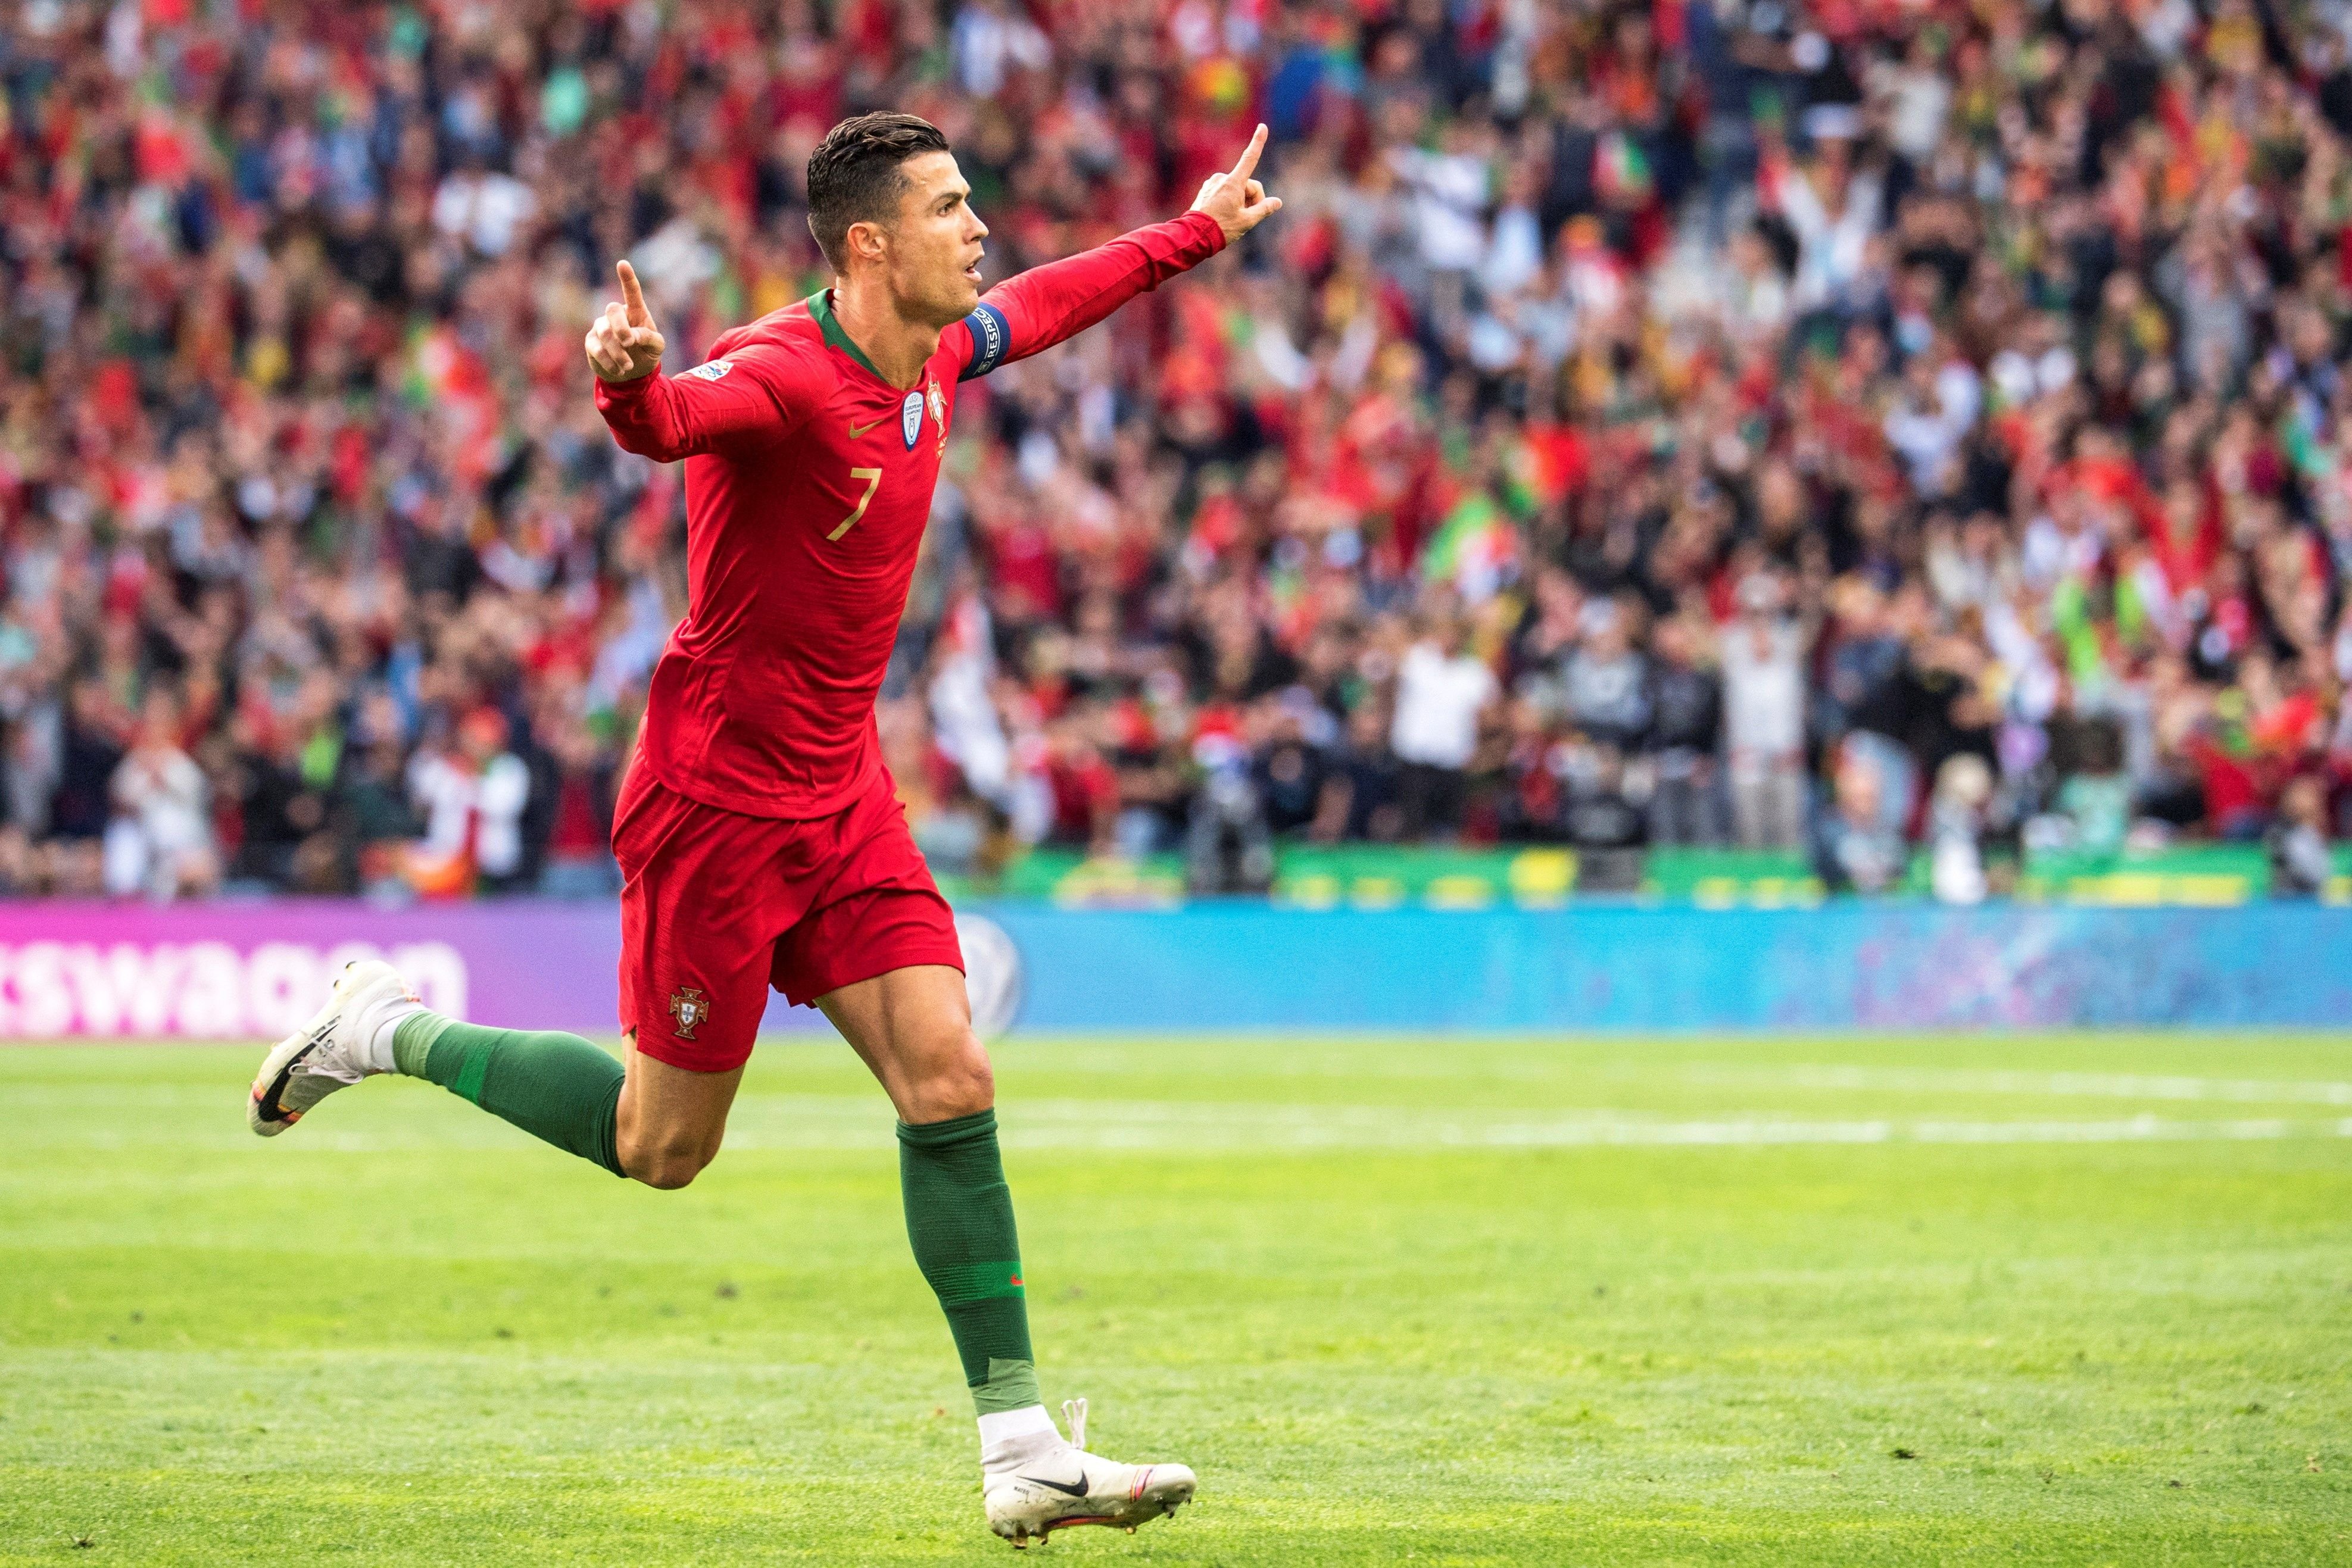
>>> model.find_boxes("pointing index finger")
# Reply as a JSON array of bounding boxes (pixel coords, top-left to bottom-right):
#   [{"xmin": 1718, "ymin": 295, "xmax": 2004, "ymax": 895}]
[
  {"xmin": 617, "ymin": 260, "xmax": 648, "ymax": 324},
  {"xmin": 1229, "ymin": 123, "xmax": 1267, "ymax": 182}
]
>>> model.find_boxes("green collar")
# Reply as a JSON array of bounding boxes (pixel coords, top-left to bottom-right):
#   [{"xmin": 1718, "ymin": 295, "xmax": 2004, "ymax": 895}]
[{"xmin": 806, "ymin": 289, "xmax": 888, "ymax": 383}]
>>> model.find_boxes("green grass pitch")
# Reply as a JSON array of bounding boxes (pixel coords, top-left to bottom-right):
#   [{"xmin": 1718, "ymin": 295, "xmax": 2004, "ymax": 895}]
[{"xmin": 4, "ymin": 1033, "xmax": 2351, "ymax": 1564}]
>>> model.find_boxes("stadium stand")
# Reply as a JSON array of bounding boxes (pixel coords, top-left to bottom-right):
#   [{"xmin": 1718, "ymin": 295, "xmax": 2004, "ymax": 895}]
[{"xmin": 1, "ymin": 0, "xmax": 2348, "ymax": 903}]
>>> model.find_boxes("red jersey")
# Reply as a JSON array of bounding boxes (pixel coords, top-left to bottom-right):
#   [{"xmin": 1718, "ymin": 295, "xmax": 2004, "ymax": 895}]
[{"xmin": 596, "ymin": 211, "xmax": 1225, "ymax": 818}]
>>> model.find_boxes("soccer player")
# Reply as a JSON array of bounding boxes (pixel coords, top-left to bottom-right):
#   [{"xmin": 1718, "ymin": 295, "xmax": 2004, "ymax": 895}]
[{"xmin": 245, "ymin": 111, "xmax": 1279, "ymax": 1548}]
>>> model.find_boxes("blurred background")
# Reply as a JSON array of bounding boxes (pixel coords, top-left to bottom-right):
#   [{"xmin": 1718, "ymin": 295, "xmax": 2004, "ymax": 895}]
[
  {"xmin": 8, "ymin": 14, "xmax": 2349, "ymax": 1551},
  {"xmin": 4, "ymin": 0, "xmax": 2352, "ymax": 921}
]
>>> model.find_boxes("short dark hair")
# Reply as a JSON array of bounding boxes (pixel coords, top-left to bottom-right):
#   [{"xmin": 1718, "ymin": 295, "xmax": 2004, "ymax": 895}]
[{"xmin": 806, "ymin": 112, "xmax": 952, "ymax": 273}]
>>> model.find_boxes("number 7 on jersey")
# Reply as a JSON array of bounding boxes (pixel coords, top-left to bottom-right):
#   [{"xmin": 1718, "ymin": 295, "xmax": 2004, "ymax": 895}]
[{"xmin": 829, "ymin": 467, "xmax": 884, "ymax": 542}]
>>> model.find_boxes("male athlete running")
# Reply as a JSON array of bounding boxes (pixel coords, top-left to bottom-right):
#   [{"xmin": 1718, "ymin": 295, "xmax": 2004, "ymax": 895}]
[{"xmin": 247, "ymin": 111, "xmax": 1279, "ymax": 1548}]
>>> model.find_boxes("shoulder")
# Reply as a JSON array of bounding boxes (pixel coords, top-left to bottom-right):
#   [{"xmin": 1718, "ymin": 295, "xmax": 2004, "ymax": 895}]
[
  {"xmin": 694, "ymin": 312, "xmax": 832, "ymax": 401},
  {"xmin": 706, "ymin": 308, "xmax": 826, "ymax": 371},
  {"xmin": 713, "ymin": 301, "xmax": 820, "ymax": 352}
]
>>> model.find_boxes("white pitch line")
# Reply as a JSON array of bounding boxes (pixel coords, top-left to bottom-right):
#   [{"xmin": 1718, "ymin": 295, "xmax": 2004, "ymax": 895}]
[
  {"xmin": 716, "ymin": 1099, "xmax": 2352, "ymax": 1152},
  {"xmin": 16, "ymin": 1079, "xmax": 2352, "ymax": 1155},
  {"xmin": 1425, "ymin": 1115, "xmax": 2337, "ymax": 1148},
  {"xmin": 23, "ymin": 1107, "xmax": 2352, "ymax": 1155},
  {"xmin": 1679, "ymin": 1065, "xmax": 2352, "ymax": 1107}
]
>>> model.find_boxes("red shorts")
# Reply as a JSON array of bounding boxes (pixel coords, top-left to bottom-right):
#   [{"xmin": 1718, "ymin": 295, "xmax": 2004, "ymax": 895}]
[{"xmin": 612, "ymin": 764, "xmax": 963, "ymax": 1074}]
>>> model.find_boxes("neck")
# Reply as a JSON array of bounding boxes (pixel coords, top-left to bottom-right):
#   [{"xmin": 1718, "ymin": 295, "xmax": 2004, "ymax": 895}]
[{"xmin": 831, "ymin": 273, "xmax": 941, "ymax": 389}]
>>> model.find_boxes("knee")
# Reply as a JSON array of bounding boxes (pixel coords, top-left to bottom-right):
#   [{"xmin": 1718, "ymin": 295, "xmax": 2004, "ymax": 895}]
[
  {"xmin": 953, "ymin": 1038, "xmax": 995, "ymax": 1113},
  {"xmin": 619, "ymin": 1133, "xmax": 717, "ymax": 1191},
  {"xmin": 906, "ymin": 1031, "xmax": 994, "ymax": 1123},
  {"xmin": 632, "ymin": 1155, "xmax": 706, "ymax": 1191}
]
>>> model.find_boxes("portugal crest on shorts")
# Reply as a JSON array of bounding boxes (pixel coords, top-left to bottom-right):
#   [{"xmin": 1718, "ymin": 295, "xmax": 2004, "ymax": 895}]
[{"xmin": 668, "ymin": 986, "xmax": 709, "ymax": 1041}]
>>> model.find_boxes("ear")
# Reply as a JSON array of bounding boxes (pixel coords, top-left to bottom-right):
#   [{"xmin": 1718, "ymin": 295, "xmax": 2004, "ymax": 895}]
[{"xmin": 846, "ymin": 218, "xmax": 891, "ymax": 267}]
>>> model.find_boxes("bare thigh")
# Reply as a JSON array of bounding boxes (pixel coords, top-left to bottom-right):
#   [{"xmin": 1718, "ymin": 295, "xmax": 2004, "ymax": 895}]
[
  {"xmin": 818, "ymin": 964, "xmax": 994, "ymax": 1125},
  {"xmin": 614, "ymin": 1033, "xmax": 744, "ymax": 1189},
  {"xmin": 613, "ymin": 961, "xmax": 985, "ymax": 1185}
]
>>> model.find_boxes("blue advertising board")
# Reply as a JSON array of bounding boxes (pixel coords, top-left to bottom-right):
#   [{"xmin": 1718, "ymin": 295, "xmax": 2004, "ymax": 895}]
[
  {"xmin": 973, "ymin": 903, "xmax": 2352, "ymax": 1033},
  {"xmin": 0, "ymin": 899, "xmax": 2339, "ymax": 1038}
]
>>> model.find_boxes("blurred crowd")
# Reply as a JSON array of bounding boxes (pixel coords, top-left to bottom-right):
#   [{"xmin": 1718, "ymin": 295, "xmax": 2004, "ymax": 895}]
[{"xmin": 5, "ymin": 0, "xmax": 2351, "ymax": 904}]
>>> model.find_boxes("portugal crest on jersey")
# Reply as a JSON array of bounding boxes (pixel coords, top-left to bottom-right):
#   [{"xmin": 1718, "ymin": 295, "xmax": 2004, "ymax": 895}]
[
  {"xmin": 901, "ymin": 389, "xmax": 924, "ymax": 449},
  {"xmin": 668, "ymin": 986, "xmax": 709, "ymax": 1040}
]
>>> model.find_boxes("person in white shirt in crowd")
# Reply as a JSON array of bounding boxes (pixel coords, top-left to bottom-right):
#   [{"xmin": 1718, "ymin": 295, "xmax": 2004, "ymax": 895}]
[
  {"xmin": 1773, "ymin": 113, "xmax": 1883, "ymax": 314},
  {"xmin": 1720, "ymin": 576, "xmax": 1810, "ymax": 849},
  {"xmin": 105, "ymin": 688, "xmax": 219, "ymax": 900},
  {"xmin": 1927, "ymin": 753, "xmax": 1994, "ymax": 904},
  {"xmin": 404, "ymin": 707, "xmax": 532, "ymax": 898},
  {"xmin": 1390, "ymin": 604, "xmax": 1499, "ymax": 839},
  {"xmin": 429, "ymin": 155, "xmax": 537, "ymax": 258},
  {"xmin": 950, "ymin": 0, "xmax": 1051, "ymax": 98}
]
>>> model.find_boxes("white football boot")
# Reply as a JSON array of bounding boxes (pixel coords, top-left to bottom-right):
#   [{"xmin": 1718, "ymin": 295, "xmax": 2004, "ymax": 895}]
[
  {"xmin": 983, "ymin": 1399, "xmax": 1197, "ymax": 1548},
  {"xmin": 247, "ymin": 959, "xmax": 423, "ymax": 1136}
]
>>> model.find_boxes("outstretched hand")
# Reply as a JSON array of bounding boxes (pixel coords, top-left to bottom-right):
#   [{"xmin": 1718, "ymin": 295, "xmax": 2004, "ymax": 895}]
[
  {"xmin": 1190, "ymin": 123, "xmax": 1283, "ymax": 244},
  {"xmin": 585, "ymin": 260, "xmax": 667, "ymax": 382}
]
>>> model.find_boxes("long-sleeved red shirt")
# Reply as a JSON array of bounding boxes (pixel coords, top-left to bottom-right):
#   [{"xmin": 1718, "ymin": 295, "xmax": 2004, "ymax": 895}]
[{"xmin": 595, "ymin": 210, "xmax": 1225, "ymax": 819}]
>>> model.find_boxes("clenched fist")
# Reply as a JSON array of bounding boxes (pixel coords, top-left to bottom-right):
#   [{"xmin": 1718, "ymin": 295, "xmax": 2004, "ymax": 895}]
[{"xmin": 585, "ymin": 260, "xmax": 667, "ymax": 382}]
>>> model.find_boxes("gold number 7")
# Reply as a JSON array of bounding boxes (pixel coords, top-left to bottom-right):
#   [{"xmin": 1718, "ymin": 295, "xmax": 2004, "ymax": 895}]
[{"xmin": 829, "ymin": 467, "xmax": 884, "ymax": 541}]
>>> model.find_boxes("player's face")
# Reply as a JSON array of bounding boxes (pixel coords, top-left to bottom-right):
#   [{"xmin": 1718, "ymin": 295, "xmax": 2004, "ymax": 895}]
[{"xmin": 884, "ymin": 151, "xmax": 990, "ymax": 329}]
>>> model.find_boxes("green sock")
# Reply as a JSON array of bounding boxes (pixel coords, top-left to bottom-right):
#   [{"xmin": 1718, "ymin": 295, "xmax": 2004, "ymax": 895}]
[
  {"xmin": 898, "ymin": 1109, "xmax": 1038, "ymax": 1414},
  {"xmin": 392, "ymin": 1013, "xmax": 626, "ymax": 1177}
]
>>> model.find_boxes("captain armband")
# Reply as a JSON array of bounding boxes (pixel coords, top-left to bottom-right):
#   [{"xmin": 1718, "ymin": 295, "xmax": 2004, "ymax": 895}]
[{"xmin": 959, "ymin": 302, "xmax": 1010, "ymax": 382}]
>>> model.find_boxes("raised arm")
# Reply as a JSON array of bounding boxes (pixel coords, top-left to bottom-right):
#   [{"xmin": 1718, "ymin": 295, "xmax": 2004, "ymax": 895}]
[
  {"xmin": 588, "ymin": 261, "xmax": 810, "ymax": 461},
  {"xmin": 956, "ymin": 124, "xmax": 1282, "ymax": 381}
]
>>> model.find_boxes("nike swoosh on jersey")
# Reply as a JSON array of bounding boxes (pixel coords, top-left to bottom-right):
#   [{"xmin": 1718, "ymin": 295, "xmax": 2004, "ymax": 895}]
[{"xmin": 847, "ymin": 417, "xmax": 885, "ymax": 437}]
